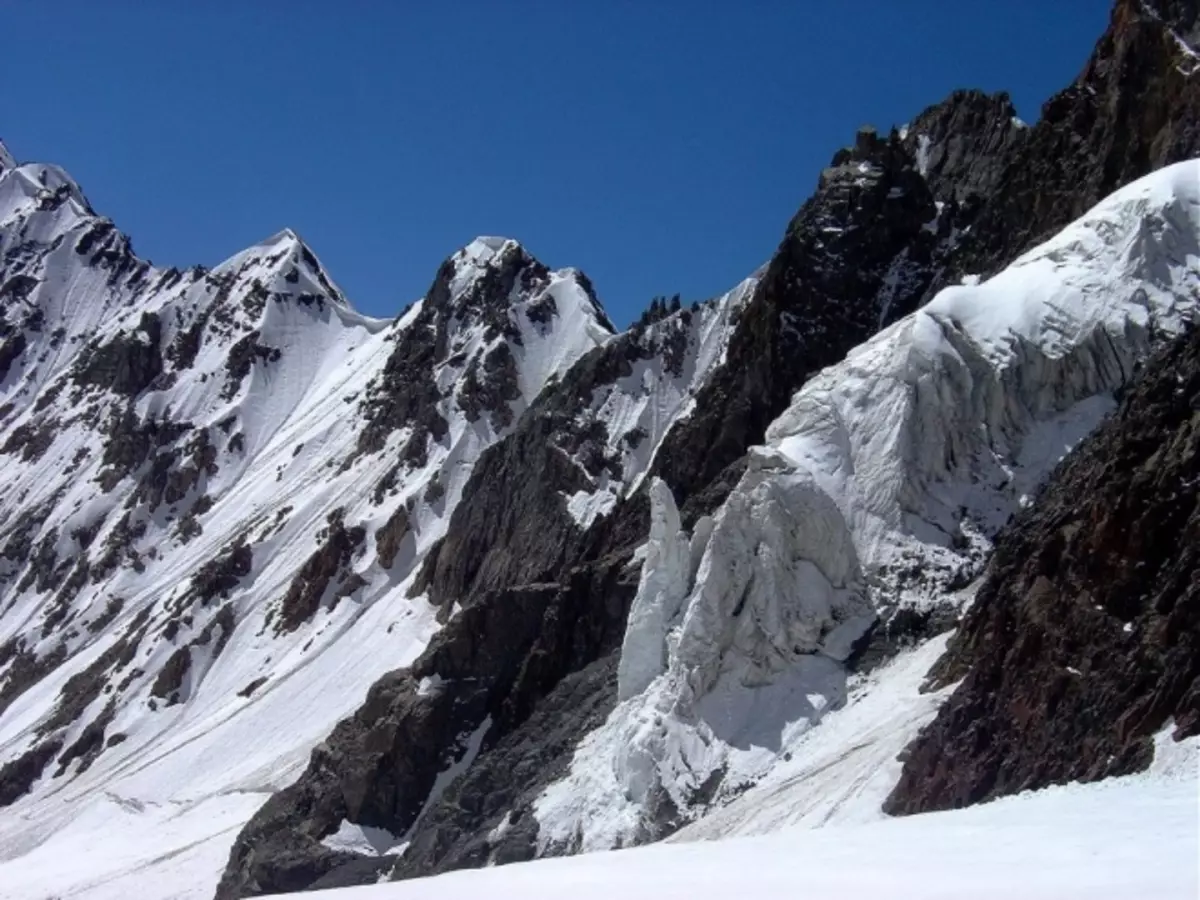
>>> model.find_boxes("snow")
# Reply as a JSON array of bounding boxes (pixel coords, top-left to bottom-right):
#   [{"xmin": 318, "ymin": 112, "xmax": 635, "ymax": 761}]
[
  {"xmin": 0, "ymin": 140, "xmax": 16, "ymax": 173},
  {"xmin": 616, "ymin": 479, "xmax": 694, "ymax": 701},
  {"xmin": 323, "ymin": 821, "xmax": 408, "ymax": 857},
  {"xmin": 766, "ymin": 158, "xmax": 1200, "ymax": 600},
  {"xmin": 279, "ymin": 746, "xmax": 1199, "ymax": 899},
  {"xmin": 408, "ymin": 716, "xmax": 492, "ymax": 836},
  {"xmin": 915, "ymin": 134, "xmax": 932, "ymax": 177},
  {"xmin": 538, "ymin": 471, "xmax": 876, "ymax": 851}
]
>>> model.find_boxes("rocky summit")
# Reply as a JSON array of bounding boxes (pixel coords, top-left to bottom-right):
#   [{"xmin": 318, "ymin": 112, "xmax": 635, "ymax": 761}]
[{"xmin": 1, "ymin": 1, "xmax": 1199, "ymax": 898}]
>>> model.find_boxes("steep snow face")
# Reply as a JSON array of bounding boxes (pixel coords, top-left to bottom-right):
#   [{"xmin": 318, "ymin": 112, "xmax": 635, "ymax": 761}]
[
  {"xmin": 0, "ymin": 147, "xmax": 610, "ymax": 897},
  {"xmin": 534, "ymin": 159, "xmax": 1200, "ymax": 852},
  {"xmin": 563, "ymin": 278, "xmax": 757, "ymax": 529}
]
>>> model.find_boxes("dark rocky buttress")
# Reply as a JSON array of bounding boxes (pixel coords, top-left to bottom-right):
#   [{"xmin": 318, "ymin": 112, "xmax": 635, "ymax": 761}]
[{"xmin": 885, "ymin": 323, "xmax": 1200, "ymax": 814}]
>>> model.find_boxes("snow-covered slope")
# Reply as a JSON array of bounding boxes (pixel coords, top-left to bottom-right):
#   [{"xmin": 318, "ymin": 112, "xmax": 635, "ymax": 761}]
[
  {"xmin": 533, "ymin": 159, "xmax": 1200, "ymax": 851},
  {"xmin": 0, "ymin": 144, "xmax": 613, "ymax": 896},
  {"xmin": 562, "ymin": 278, "xmax": 758, "ymax": 529},
  {"xmin": 286, "ymin": 731, "xmax": 1199, "ymax": 900}
]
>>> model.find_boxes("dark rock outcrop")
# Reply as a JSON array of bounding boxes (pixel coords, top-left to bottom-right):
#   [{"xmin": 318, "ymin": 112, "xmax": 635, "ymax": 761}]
[
  {"xmin": 886, "ymin": 324, "xmax": 1200, "ymax": 814},
  {"xmin": 276, "ymin": 514, "xmax": 366, "ymax": 634},
  {"xmin": 354, "ymin": 240, "xmax": 600, "ymax": 465},
  {"xmin": 217, "ymin": 554, "xmax": 638, "ymax": 897},
  {"xmin": 934, "ymin": 0, "xmax": 1200, "ymax": 289},
  {"xmin": 0, "ymin": 735, "xmax": 64, "ymax": 807}
]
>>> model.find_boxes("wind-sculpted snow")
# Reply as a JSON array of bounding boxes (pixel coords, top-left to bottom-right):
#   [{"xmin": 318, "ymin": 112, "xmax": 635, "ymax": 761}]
[
  {"xmin": 535, "ymin": 159, "xmax": 1200, "ymax": 852},
  {"xmin": 766, "ymin": 158, "xmax": 1200, "ymax": 604},
  {"xmin": 0, "ymin": 142, "xmax": 611, "ymax": 897}
]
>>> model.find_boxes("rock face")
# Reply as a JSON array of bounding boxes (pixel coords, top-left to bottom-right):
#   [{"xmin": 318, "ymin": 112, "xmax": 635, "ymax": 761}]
[{"xmin": 885, "ymin": 323, "xmax": 1200, "ymax": 814}]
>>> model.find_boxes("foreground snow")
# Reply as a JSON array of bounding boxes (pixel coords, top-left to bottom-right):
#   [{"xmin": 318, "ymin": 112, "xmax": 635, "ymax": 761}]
[{"xmin": 285, "ymin": 740, "xmax": 1198, "ymax": 900}]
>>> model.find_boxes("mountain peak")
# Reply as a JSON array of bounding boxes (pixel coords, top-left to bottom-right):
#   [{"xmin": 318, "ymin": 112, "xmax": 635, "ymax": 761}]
[
  {"xmin": 221, "ymin": 226, "xmax": 350, "ymax": 310},
  {"xmin": 0, "ymin": 139, "xmax": 15, "ymax": 174}
]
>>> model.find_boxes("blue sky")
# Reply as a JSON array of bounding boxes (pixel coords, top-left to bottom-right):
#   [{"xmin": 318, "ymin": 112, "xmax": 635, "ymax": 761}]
[{"xmin": 2, "ymin": 1, "xmax": 1110, "ymax": 325}]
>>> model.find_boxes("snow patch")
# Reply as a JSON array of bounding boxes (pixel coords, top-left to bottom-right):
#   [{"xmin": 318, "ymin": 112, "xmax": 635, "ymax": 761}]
[{"xmin": 322, "ymin": 821, "xmax": 407, "ymax": 856}]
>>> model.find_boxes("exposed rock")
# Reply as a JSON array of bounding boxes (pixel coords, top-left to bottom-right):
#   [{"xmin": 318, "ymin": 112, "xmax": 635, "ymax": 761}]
[
  {"xmin": 54, "ymin": 700, "xmax": 116, "ymax": 776},
  {"xmin": 38, "ymin": 610, "xmax": 150, "ymax": 738},
  {"xmin": 457, "ymin": 342, "xmax": 521, "ymax": 430},
  {"xmin": 276, "ymin": 513, "xmax": 366, "ymax": 633},
  {"xmin": 151, "ymin": 646, "xmax": 192, "ymax": 705},
  {"xmin": 374, "ymin": 505, "xmax": 411, "ymax": 571},
  {"xmin": 151, "ymin": 604, "xmax": 236, "ymax": 706},
  {"xmin": 238, "ymin": 676, "xmax": 268, "ymax": 699},
  {"xmin": 72, "ymin": 312, "xmax": 164, "ymax": 397},
  {"xmin": 886, "ymin": 324, "xmax": 1200, "ymax": 814},
  {"xmin": 189, "ymin": 541, "xmax": 253, "ymax": 606},
  {"xmin": 0, "ymin": 735, "xmax": 64, "ymax": 807},
  {"xmin": 222, "ymin": 330, "xmax": 281, "ymax": 401},
  {"xmin": 902, "ymin": 89, "xmax": 1028, "ymax": 203}
]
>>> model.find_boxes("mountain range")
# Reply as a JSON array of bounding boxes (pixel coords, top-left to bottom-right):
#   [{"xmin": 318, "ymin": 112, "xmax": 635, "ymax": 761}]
[{"xmin": 0, "ymin": 1, "xmax": 1197, "ymax": 897}]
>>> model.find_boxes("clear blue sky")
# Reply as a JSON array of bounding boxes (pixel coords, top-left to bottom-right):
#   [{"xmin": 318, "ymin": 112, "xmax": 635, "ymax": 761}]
[{"xmin": 2, "ymin": 1, "xmax": 1110, "ymax": 326}]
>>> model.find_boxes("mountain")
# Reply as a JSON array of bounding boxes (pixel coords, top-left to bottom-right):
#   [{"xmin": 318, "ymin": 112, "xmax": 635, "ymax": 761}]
[
  {"xmin": 1, "ymin": 0, "xmax": 1199, "ymax": 897},
  {"xmin": 0, "ymin": 151, "xmax": 617, "ymax": 894},
  {"xmin": 532, "ymin": 158, "xmax": 1199, "ymax": 852}
]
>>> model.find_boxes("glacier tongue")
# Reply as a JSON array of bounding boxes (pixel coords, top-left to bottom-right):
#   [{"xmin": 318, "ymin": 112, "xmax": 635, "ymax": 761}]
[{"xmin": 535, "ymin": 158, "xmax": 1200, "ymax": 852}]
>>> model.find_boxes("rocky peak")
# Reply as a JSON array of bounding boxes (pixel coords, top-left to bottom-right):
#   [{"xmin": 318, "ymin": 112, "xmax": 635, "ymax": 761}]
[
  {"xmin": 212, "ymin": 227, "xmax": 350, "ymax": 313},
  {"xmin": 1132, "ymin": 0, "xmax": 1200, "ymax": 44},
  {"xmin": 354, "ymin": 236, "xmax": 611, "ymax": 461},
  {"xmin": 938, "ymin": 0, "xmax": 1200, "ymax": 285},
  {"xmin": 0, "ymin": 140, "xmax": 15, "ymax": 174},
  {"xmin": 823, "ymin": 124, "xmax": 911, "ymax": 183},
  {"xmin": 426, "ymin": 236, "xmax": 611, "ymax": 333},
  {"xmin": 902, "ymin": 89, "xmax": 1028, "ymax": 203}
]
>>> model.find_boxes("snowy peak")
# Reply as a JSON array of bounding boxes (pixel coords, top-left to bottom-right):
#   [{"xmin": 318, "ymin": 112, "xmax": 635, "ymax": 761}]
[
  {"xmin": 432, "ymin": 234, "xmax": 612, "ymax": 333},
  {"xmin": 0, "ymin": 141, "xmax": 15, "ymax": 174},
  {"xmin": 353, "ymin": 236, "xmax": 613, "ymax": 464},
  {"xmin": 214, "ymin": 226, "xmax": 352, "ymax": 314}
]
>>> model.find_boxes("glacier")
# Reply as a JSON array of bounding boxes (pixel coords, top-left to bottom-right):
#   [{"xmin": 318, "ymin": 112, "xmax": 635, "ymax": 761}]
[{"xmin": 533, "ymin": 158, "xmax": 1200, "ymax": 851}]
